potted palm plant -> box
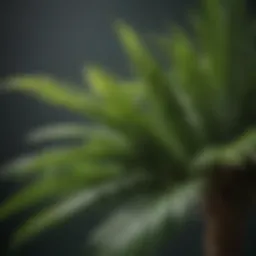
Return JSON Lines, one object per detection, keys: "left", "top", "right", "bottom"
{"left": 0, "top": 0, "right": 255, "bottom": 255}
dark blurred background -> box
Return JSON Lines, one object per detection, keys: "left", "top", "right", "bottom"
{"left": 0, "top": 0, "right": 255, "bottom": 255}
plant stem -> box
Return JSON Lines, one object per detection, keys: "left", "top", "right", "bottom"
{"left": 203, "top": 167, "right": 252, "bottom": 256}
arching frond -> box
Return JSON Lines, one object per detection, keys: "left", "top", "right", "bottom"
{"left": 0, "top": 162, "right": 126, "bottom": 220}
{"left": 8, "top": 174, "right": 145, "bottom": 247}
{"left": 26, "top": 123, "right": 90, "bottom": 143}
{"left": 115, "top": 22, "right": 206, "bottom": 155}
{"left": 193, "top": 129, "right": 256, "bottom": 173}
{"left": 1, "top": 138, "right": 131, "bottom": 179}
{"left": 6, "top": 75, "right": 93, "bottom": 114}
{"left": 90, "top": 180, "right": 202, "bottom": 256}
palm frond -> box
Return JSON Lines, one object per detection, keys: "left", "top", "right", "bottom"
{"left": 1, "top": 149, "right": 128, "bottom": 180}
{"left": 236, "top": 21, "right": 256, "bottom": 130}
{"left": 26, "top": 123, "right": 90, "bottom": 143}
{"left": 193, "top": 0, "right": 255, "bottom": 139}
{"left": 0, "top": 162, "right": 126, "bottom": 220}
{"left": 84, "top": 66, "right": 150, "bottom": 134}
{"left": 116, "top": 22, "right": 207, "bottom": 156}
{"left": 90, "top": 180, "right": 202, "bottom": 256}
{"left": 164, "top": 27, "right": 216, "bottom": 141}
{"left": 193, "top": 129, "right": 256, "bottom": 173}
{"left": 0, "top": 177, "right": 78, "bottom": 220}
{"left": 2, "top": 129, "right": 132, "bottom": 179}
{"left": 5, "top": 75, "right": 94, "bottom": 114}
{"left": 9, "top": 174, "right": 145, "bottom": 247}
{"left": 4, "top": 75, "right": 145, "bottom": 137}
{"left": 26, "top": 122, "right": 130, "bottom": 145}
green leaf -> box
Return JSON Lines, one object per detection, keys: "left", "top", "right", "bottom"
{"left": 26, "top": 123, "right": 90, "bottom": 143}
{"left": 4, "top": 75, "right": 141, "bottom": 134}
{"left": 115, "top": 22, "right": 157, "bottom": 76}
{"left": 116, "top": 22, "right": 208, "bottom": 157}
{"left": 169, "top": 27, "right": 210, "bottom": 138}
{"left": 85, "top": 66, "right": 119, "bottom": 98}
{"left": 90, "top": 180, "right": 202, "bottom": 256}
{"left": 26, "top": 123, "right": 129, "bottom": 144}
{"left": 85, "top": 66, "right": 147, "bottom": 128}
{"left": 10, "top": 174, "right": 147, "bottom": 247}
{"left": 1, "top": 146, "right": 86, "bottom": 178}
{"left": 0, "top": 177, "right": 77, "bottom": 220}
{"left": 5, "top": 75, "right": 95, "bottom": 114}
{"left": 193, "top": 129, "right": 256, "bottom": 172}
{"left": 2, "top": 127, "right": 132, "bottom": 178}
{"left": 0, "top": 163, "right": 125, "bottom": 221}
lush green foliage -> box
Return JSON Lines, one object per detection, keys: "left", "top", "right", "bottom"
{"left": 0, "top": 0, "right": 255, "bottom": 255}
